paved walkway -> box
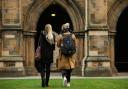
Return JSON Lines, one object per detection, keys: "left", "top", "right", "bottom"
{"left": 0, "top": 73, "right": 128, "bottom": 80}
{"left": 0, "top": 76, "right": 128, "bottom": 80}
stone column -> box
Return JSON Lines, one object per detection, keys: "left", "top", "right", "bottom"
{"left": 85, "top": 31, "right": 112, "bottom": 76}
{"left": 23, "top": 32, "right": 36, "bottom": 75}
{"left": 109, "top": 32, "right": 117, "bottom": 74}
{"left": 0, "top": 30, "right": 25, "bottom": 77}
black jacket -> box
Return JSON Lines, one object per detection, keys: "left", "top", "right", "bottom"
{"left": 40, "top": 32, "right": 55, "bottom": 63}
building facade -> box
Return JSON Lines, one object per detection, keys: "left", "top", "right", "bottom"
{"left": 0, "top": 0, "right": 128, "bottom": 76}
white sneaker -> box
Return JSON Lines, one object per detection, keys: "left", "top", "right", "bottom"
{"left": 67, "top": 83, "right": 70, "bottom": 87}
{"left": 63, "top": 77, "right": 67, "bottom": 87}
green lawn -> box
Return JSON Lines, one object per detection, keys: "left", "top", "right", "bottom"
{"left": 0, "top": 79, "right": 128, "bottom": 89}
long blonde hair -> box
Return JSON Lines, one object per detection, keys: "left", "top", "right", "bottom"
{"left": 44, "top": 24, "right": 54, "bottom": 44}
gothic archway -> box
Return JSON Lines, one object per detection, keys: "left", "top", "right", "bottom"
{"left": 24, "top": 0, "right": 84, "bottom": 32}
{"left": 35, "top": 3, "right": 73, "bottom": 48}
{"left": 115, "top": 6, "right": 128, "bottom": 72}
{"left": 35, "top": 3, "right": 74, "bottom": 70}
{"left": 23, "top": 0, "right": 84, "bottom": 74}
{"left": 108, "top": 0, "right": 128, "bottom": 73}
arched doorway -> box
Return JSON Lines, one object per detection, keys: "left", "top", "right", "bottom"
{"left": 108, "top": 0, "right": 128, "bottom": 74}
{"left": 35, "top": 4, "right": 73, "bottom": 70}
{"left": 35, "top": 3, "right": 73, "bottom": 49}
{"left": 23, "top": 0, "right": 84, "bottom": 74}
{"left": 115, "top": 6, "right": 128, "bottom": 72}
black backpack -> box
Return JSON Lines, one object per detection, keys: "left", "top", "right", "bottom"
{"left": 60, "top": 34, "right": 76, "bottom": 56}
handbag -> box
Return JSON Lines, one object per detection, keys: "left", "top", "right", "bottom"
{"left": 34, "top": 34, "right": 41, "bottom": 72}
{"left": 35, "top": 34, "right": 41, "bottom": 59}
{"left": 35, "top": 46, "right": 41, "bottom": 59}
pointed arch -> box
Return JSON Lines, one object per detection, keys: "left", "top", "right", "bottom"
{"left": 108, "top": 0, "right": 128, "bottom": 73}
{"left": 24, "top": 0, "right": 84, "bottom": 32}
{"left": 23, "top": 0, "right": 84, "bottom": 74}
{"left": 108, "top": 0, "right": 128, "bottom": 32}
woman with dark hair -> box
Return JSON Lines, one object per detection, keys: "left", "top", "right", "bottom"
{"left": 39, "top": 24, "right": 55, "bottom": 87}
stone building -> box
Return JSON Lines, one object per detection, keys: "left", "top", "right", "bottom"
{"left": 0, "top": 0, "right": 128, "bottom": 76}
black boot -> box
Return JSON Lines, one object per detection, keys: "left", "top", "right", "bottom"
{"left": 45, "top": 75, "right": 49, "bottom": 87}
{"left": 42, "top": 79, "right": 45, "bottom": 87}
{"left": 41, "top": 73, "right": 45, "bottom": 87}
{"left": 45, "top": 80, "right": 49, "bottom": 87}
{"left": 45, "top": 68, "right": 51, "bottom": 87}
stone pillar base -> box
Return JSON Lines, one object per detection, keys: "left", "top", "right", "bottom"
{"left": 85, "top": 67, "right": 112, "bottom": 77}
{"left": 0, "top": 56, "right": 25, "bottom": 77}
{"left": 111, "top": 66, "right": 118, "bottom": 76}
{"left": 24, "top": 66, "right": 39, "bottom": 76}
{"left": 0, "top": 67, "right": 25, "bottom": 77}
{"left": 84, "top": 57, "right": 112, "bottom": 77}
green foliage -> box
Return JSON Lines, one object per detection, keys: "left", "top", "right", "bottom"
{"left": 0, "top": 79, "right": 128, "bottom": 89}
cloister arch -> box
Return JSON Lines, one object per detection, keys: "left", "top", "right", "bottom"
{"left": 23, "top": 0, "right": 84, "bottom": 74}
{"left": 24, "top": 0, "right": 84, "bottom": 32}
{"left": 108, "top": 0, "right": 128, "bottom": 73}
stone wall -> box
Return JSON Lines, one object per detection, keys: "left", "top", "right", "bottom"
{"left": 0, "top": 0, "right": 127, "bottom": 76}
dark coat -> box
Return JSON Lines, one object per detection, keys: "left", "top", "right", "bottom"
{"left": 40, "top": 32, "right": 55, "bottom": 63}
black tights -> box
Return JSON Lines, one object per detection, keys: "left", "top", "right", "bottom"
{"left": 40, "top": 63, "right": 51, "bottom": 87}
{"left": 62, "top": 69, "right": 72, "bottom": 83}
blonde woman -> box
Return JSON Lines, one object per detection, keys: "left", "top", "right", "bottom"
{"left": 39, "top": 24, "right": 55, "bottom": 87}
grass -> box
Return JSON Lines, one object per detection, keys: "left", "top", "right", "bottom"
{"left": 0, "top": 79, "right": 128, "bottom": 89}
